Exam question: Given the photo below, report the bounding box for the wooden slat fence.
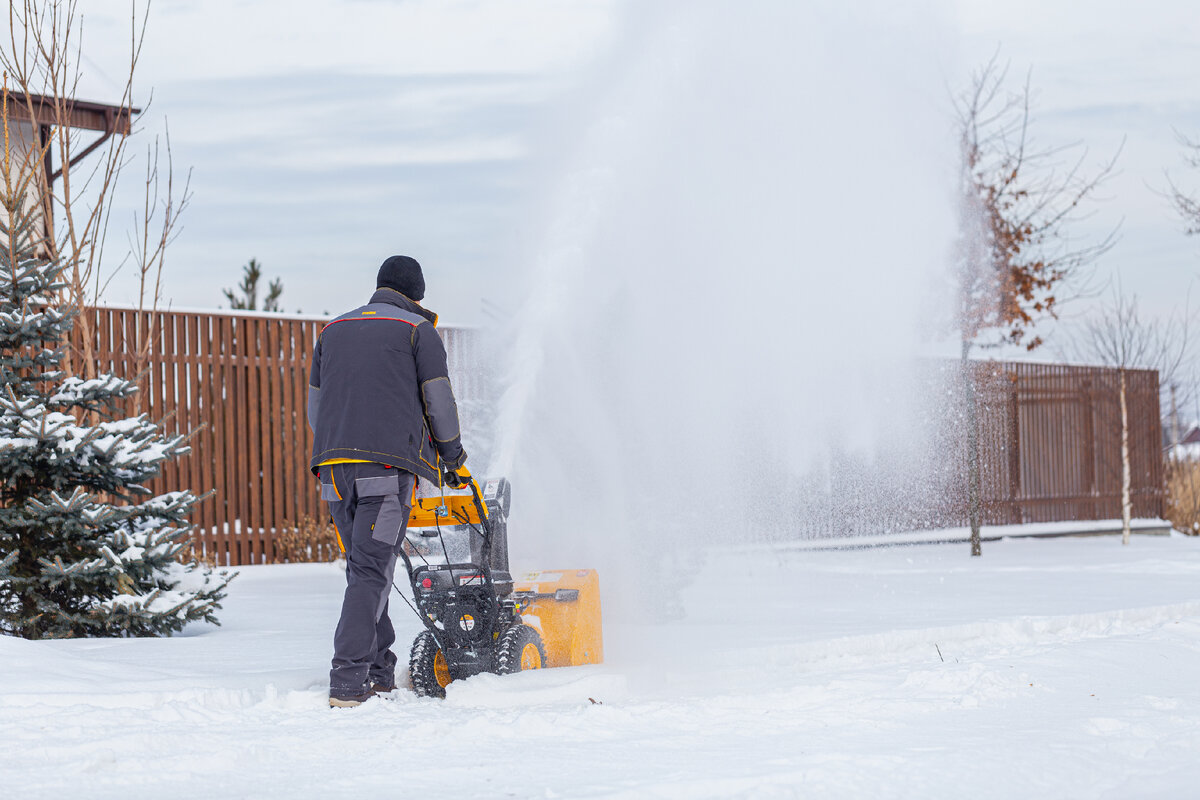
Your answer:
[75,306,479,566]
[72,307,1165,560]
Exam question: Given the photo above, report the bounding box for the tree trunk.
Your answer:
[1170,384,1181,452]
[67,299,98,381]
[963,341,982,557]
[1120,369,1133,545]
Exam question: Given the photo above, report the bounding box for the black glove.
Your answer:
[442,448,467,472]
[444,469,469,489]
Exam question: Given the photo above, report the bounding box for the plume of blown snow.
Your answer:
[489,1,959,619]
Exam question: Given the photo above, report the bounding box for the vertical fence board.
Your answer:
[298,321,318,524]
[266,318,283,563]
[278,318,298,529]
[234,317,251,565]
[205,315,224,565]
[221,316,241,566]
[247,317,264,563]
[186,315,207,544]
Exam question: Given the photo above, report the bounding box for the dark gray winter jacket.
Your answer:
[307,288,465,483]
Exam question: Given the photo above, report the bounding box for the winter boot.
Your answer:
[329,685,375,708]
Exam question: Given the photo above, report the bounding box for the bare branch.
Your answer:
[1167,131,1200,236]
[1,0,190,384]
[954,56,1121,352]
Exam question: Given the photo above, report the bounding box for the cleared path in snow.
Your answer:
[2,535,1199,798]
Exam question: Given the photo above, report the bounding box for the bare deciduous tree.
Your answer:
[954,54,1120,556]
[1168,132,1200,236]
[1064,286,1190,544]
[1,77,52,287]
[0,0,189,382]
[126,128,190,411]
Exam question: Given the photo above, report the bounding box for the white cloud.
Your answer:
[78,0,617,91]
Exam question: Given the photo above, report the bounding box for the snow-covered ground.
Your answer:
[4,534,1200,799]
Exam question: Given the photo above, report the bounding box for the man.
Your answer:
[307,254,467,708]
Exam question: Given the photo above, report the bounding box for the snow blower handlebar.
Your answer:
[408,467,490,528]
[443,466,470,490]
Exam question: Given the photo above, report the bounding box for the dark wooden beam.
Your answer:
[50,108,118,183]
[5,92,138,135]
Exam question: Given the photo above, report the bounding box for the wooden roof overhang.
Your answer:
[4,92,140,183]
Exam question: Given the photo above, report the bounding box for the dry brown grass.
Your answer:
[177,537,218,568]
[275,516,342,563]
[1165,458,1200,536]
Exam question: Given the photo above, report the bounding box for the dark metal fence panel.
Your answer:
[767,359,1165,541]
[974,361,1164,525]
[70,308,1164,561]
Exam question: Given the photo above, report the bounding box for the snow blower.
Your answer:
[399,469,603,698]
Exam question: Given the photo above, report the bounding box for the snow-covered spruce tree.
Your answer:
[0,107,231,640]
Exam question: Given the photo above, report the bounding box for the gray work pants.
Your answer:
[320,462,415,695]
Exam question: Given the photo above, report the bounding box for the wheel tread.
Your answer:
[409,630,447,698]
[495,624,546,675]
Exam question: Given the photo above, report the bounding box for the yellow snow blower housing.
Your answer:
[512,569,604,668]
[401,470,603,697]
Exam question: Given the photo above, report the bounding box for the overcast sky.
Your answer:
[57,0,1200,331]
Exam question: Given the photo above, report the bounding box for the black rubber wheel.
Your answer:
[495,624,547,675]
[409,630,452,698]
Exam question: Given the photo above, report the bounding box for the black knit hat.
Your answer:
[376,255,425,301]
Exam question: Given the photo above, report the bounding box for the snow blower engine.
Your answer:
[399,469,603,698]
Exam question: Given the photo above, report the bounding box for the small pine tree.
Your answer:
[223,258,283,311]
[0,91,232,639]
